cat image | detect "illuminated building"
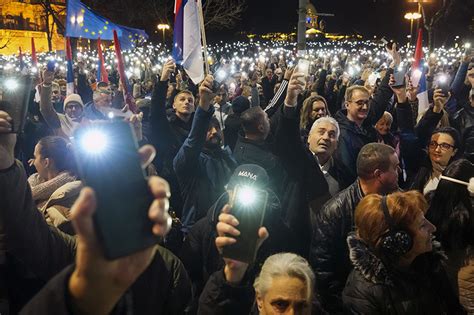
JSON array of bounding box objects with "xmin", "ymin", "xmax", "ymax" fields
[{"xmin": 0, "ymin": 0, "xmax": 66, "ymax": 55}]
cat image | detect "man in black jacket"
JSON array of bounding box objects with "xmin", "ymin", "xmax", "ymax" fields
[
  {"xmin": 261, "ymin": 68, "xmax": 277, "ymax": 106},
  {"xmin": 150, "ymin": 60, "xmax": 195, "ymax": 218},
  {"xmin": 233, "ymin": 106, "xmax": 287, "ymax": 197},
  {"xmin": 310, "ymin": 142, "xmax": 401, "ymax": 314}
]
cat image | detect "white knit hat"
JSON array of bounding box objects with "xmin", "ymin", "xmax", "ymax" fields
[{"xmin": 63, "ymin": 93, "xmax": 84, "ymax": 111}]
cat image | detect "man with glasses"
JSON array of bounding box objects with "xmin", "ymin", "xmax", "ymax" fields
[
  {"xmin": 334, "ymin": 84, "xmax": 393, "ymax": 183},
  {"xmin": 40, "ymin": 69, "xmax": 87, "ymax": 138}
]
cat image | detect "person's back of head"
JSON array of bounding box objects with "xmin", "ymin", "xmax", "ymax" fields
[
  {"xmin": 240, "ymin": 107, "xmax": 269, "ymax": 140},
  {"xmin": 356, "ymin": 143, "xmax": 399, "ymax": 194},
  {"xmin": 37, "ymin": 136, "xmax": 77, "ymax": 175},
  {"xmin": 355, "ymin": 191, "xmax": 432, "ymax": 262},
  {"xmin": 428, "ymin": 159, "xmax": 474, "ymax": 250}
]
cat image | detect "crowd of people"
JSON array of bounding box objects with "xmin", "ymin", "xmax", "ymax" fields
[{"xmin": 0, "ymin": 37, "xmax": 473, "ymax": 314}]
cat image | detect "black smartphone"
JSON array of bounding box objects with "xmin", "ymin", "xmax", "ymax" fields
[
  {"xmin": 437, "ymin": 75, "xmax": 450, "ymax": 96},
  {"xmin": 212, "ymin": 67, "xmax": 228, "ymax": 92},
  {"xmin": 222, "ymin": 185, "xmax": 268, "ymax": 264},
  {"xmin": 391, "ymin": 67, "xmax": 407, "ymax": 88},
  {"xmin": 72, "ymin": 121, "xmax": 159, "ymax": 260},
  {"xmin": 0, "ymin": 76, "xmax": 32, "ymax": 133}
]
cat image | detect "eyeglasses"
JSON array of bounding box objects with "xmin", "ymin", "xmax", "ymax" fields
[
  {"xmin": 350, "ymin": 99, "xmax": 370, "ymax": 106},
  {"xmin": 428, "ymin": 141, "xmax": 454, "ymax": 151}
]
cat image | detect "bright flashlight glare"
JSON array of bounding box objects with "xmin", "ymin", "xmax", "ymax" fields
[
  {"xmin": 5, "ymin": 78, "xmax": 19, "ymax": 91},
  {"xmin": 237, "ymin": 187, "xmax": 257, "ymax": 206},
  {"xmin": 80, "ymin": 130, "xmax": 108, "ymax": 154},
  {"xmin": 107, "ymin": 111, "xmax": 115, "ymax": 119},
  {"xmin": 438, "ymin": 74, "xmax": 448, "ymax": 84},
  {"xmin": 216, "ymin": 69, "xmax": 227, "ymax": 81},
  {"xmin": 465, "ymin": 43, "xmax": 472, "ymax": 49}
]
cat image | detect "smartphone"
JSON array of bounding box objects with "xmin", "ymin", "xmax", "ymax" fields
[
  {"xmin": 222, "ymin": 185, "xmax": 268, "ymax": 264},
  {"xmin": 73, "ymin": 121, "xmax": 159, "ymax": 260},
  {"xmin": 0, "ymin": 76, "xmax": 32, "ymax": 133},
  {"xmin": 437, "ymin": 75, "xmax": 450, "ymax": 96},
  {"xmin": 391, "ymin": 68, "xmax": 407, "ymax": 88},
  {"xmin": 296, "ymin": 59, "xmax": 310, "ymax": 84},
  {"xmin": 212, "ymin": 67, "xmax": 228, "ymax": 92}
]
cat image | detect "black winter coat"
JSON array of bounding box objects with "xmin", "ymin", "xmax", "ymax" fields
[
  {"xmin": 343, "ymin": 234, "xmax": 465, "ymax": 315},
  {"xmin": 309, "ymin": 180, "xmax": 364, "ymax": 314}
]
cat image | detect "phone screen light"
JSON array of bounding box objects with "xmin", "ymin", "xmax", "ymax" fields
[
  {"xmin": 237, "ymin": 186, "xmax": 257, "ymax": 207},
  {"xmin": 80, "ymin": 129, "xmax": 108, "ymax": 155},
  {"xmin": 4, "ymin": 78, "xmax": 19, "ymax": 91}
]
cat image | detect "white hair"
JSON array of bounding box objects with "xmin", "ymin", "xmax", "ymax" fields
[
  {"xmin": 309, "ymin": 116, "xmax": 340, "ymax": 140},
  {"xmin": 253, "ymin": 253, "xmax": 315, "ymax": 301}
]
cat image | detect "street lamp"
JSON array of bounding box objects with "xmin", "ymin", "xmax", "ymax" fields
[
  {"xmin": 404, "ymin": 12, "xmax": 422, "ymax": 47},
  {"xmin": 157, "ymin": 24, "xmax": 170, "ymax": 45}
]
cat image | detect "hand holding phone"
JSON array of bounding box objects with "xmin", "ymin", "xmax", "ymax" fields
[
  {"xmin": 0, "ymin": 76, "xmax": 32, "ymax": 133},
  {"xmin": 296, "ymin": 59, "xmax": 310, "ymax": 85},
  {"xmin": 436, "ymin": 74, "xmax": 450, "ymax": 96},
  {"xmin": 73, "ymin": 121, "xmax": 162, "ymax": 259},
  {"xmin": 221, "ymin": 185, "xmax": 269, "ymax": 264}
]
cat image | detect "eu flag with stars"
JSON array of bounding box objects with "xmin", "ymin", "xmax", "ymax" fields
[{"xmin": 66, "ymin": 0, "xmax": 148, "ymax": 50}]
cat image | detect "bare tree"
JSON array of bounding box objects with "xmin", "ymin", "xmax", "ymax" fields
[
  {"xmin": 0, "ymin": 38, "xmax": 12, "ymax": 50},
  {"xmin": 202, "ymin": 0, "xmax": 246, "ymax": 30},
  {"xmin": 421, "ymin": 0, "xmax": 456, "ymax": 51}
]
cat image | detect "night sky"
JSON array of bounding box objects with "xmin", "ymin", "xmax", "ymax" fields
[{"xmin": 220, "ymin": 0, "xmax": 472, "ymax": 43}]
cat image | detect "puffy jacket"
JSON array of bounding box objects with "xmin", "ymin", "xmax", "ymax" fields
[
  {"xmin": 343, "ymin": 234, "xmax": 465, "ymax": 315},
  {"xmin": 309, "ymin": 180, "xmax": 364, "ymax": 314},
  {"xmin": 39, "ymin": 180, "xmax": 82, "ymax": 235},
  {"xmin": 452, "ymin": 103, "xmax": 474, "ymax": 140}
]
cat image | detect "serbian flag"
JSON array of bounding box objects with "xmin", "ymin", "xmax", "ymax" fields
[
  {"xmin": 172, "ymin": 0, "xmax": 204, "ymax": 84},
  {"xmin": 31, "ymin": 38, "xmax": 38, "ymax": 68},
  {"xmin": 66, "ymin": 37, "xmax": 75, "ymax": 95},
  {"xmin": 410, "ymin": 28, "xmax": 429, "ymax": 121},
  {"xmin": 96, "ymin": 37, "xmax": 109, "ymax": 83},
  {"xmin": 113, "ymin": 30, "xmax": 137, "ymax": 113}
]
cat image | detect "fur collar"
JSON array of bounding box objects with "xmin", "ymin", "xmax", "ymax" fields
[
  {"xmin": 347, "ymin": 233, "xmax": 447, "ymax": 287},
  {"xmin": 347, "ymin": 234, "xmax": 394, "ymax": 286}
]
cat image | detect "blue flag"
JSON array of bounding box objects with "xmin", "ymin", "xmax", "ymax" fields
[{"xmin": 66, "ymin": 0, "xmax": 148, "ymax": 50}]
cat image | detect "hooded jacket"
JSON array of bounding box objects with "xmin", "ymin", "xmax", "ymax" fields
[
  {"xmin": 173, "ymin": 106, "xmax": 237, "ymax": 232},
  {"xmin": 343, "ymin": 234, "xmax": 465, "ymax": 314}
]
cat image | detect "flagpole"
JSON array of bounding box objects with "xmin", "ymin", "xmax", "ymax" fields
[{"xmin": 197, "ymin": 0, "xmax": 210, "ymax": 75}]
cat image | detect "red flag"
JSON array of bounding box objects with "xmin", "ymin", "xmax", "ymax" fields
[
  {"xmin": 31, "ymin": 38, "xmax": 38, "ymax": 67},
  {"xmin": 113, "ymin": 30, "xmax": 137, "ymax": 113},
  {"xmin": 97, "ymin": 37, "xmax": 109, "ymax": 84},
  {"xmin": 19, "ymin": 47, "xmax": 25, "ymax": 70},
  {"xmin": 412, "ymin": 28, "xmax": 423, "ymax": 70}
]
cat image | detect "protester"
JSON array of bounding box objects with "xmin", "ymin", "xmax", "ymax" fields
[
  {"xmin": 310, "ymin": 143, "xmax": 400, "ymax": 313},
  {"xmin": 333, "ymin": 44, "xmax": 397, "ymax": 183},
  {"xmin": 197, "ymin": 198, "xmax": 318, "ymax": 314},
  {"xmin": 299, "ymin": 95, "xmax": 330, "ymax": 144},
  {"xmin": 426, "ymin": 159, "xmax": 474, "ymax": 312},
  {"xmin": 180, "ymin": 164, "xmax": 292, "ymax": 313},
  {"xmin": 342, "ymin": 191, "xmax": 465, "ymax": 314},
  {"xmin": 26, "ymin": 136, "xmax": 81, "ymax": 231},
  {"xmin": 0, "ymin": 110, "xmax": 191, "ymax": 313},
  {"xmin": 173, "ymin": 74, "xmax": 237, "ymax": 232},
  {"xmin": 224, "ymin": 95, "xmax": 251, "ymax": 150}
]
